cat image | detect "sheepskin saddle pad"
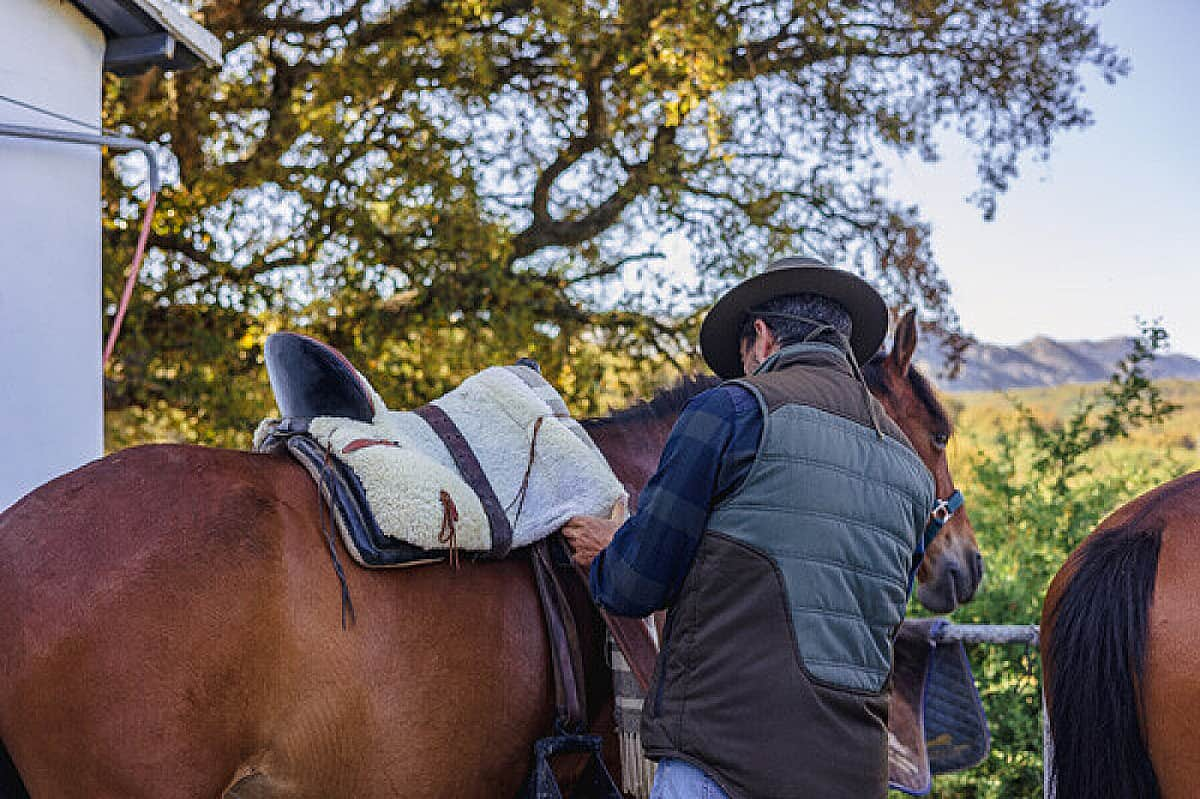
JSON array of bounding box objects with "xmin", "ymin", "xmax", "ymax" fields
[{"xmin": 254, "ymin": 332, "xmax": 626, "ymax": 568}]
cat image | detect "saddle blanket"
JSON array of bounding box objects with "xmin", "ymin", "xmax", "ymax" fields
[
  {"xmin": 888, "ymin": 617, "xmax": 991, "ymax": 795},
  {"xmin": 255, "ymin": 347, "xmax": 625, "ymax": 567}
]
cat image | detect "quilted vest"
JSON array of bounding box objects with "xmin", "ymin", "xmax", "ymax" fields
[{"xmin": 640, "ymin": 342, "xmax": 936, "ymax": 799}]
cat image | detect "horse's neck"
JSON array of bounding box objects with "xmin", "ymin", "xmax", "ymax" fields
[{"xmin": 588, "ymin": 415, "xmax": 677, "ymax": 511}]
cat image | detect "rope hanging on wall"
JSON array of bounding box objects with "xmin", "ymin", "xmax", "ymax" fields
[{"xmin": 102, "ymin": 190, "xmax": 157, "ymax": 365}]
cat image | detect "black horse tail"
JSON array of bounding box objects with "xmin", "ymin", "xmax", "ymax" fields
[
  {"xmin": 0, "ymin": 739, "xmax": 29, "ymax": 799},
  {"xmin": 1044, "ymin": 522, "xmax": 1163, "ymax": 799}
]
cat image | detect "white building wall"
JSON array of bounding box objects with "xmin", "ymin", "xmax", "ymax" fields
[{"xmin": 0, "ymin": 0, "xmax": 106, "ymax": 510}]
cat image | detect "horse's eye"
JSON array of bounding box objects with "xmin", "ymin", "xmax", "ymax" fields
[{"xmin": 931, "ymin": 432, "xmax": 950, "ymax": 451}]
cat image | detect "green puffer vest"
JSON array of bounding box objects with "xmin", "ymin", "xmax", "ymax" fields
[{"xmin": 640, "ymin": 342, "xmax": 935, "ymax": 799}]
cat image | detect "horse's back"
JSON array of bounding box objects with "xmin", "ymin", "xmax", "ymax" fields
[
  {"xmin": 1043, "ymin": 470, "xmax": 1200, "ymax": 799},
  {"xmin": 1137, "ymin": 473, "xmax": 1200, "ymax": 798},
  {"xmin": 0, "ymin": 444, "xmax": 551, "ymax": 798}
]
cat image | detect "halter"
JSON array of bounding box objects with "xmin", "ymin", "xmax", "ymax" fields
[{"xmin": 907, "ymin": 489, "xmax": 965, "ymax": 598}]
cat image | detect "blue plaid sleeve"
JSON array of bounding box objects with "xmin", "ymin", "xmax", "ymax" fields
[{"xmin": 589, "ymin": 383, "xmax": 762, "ymax": 617}]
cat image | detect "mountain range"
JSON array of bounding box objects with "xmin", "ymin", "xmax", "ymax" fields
[{"xmin": 915, "ymin": 336, "xmax": 1200, "ymax": 392}]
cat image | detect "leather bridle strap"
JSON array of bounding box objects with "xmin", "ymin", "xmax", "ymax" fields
[{"xmin": 413, "ymin": 403, "xmax": 514, "ymax": 558}]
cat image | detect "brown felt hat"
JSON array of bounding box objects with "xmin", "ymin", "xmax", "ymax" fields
[{"xmin": 699, "ymin": 256, "xmax": 888, "ymax": 379}]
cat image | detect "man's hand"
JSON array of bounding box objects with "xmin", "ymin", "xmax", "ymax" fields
[{"xmin": 561, "ymin": 514, "xmax": 622, "ymax": 569}]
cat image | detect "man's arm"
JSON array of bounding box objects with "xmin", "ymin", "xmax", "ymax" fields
[{"xmin": 563, "ymin": 384, "xmax": 760, "ymax": 618}]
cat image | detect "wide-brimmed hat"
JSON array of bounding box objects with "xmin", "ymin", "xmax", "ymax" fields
[{"xmin": 699, "ymin": 256, "xmax": 888, "ymax": 378}]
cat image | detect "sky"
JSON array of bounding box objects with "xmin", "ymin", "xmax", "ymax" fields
[
  {"xmin": 658, "ymin": 0, "xmax": 1200, "ymax": 357},
  {"xmin": 885, "ymin": 0, "xmax": 1200, "ymax": 357}
]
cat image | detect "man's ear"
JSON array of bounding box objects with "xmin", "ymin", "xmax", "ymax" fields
[
  {"xmin": 753, "ymin": 318, "xmax": 776, "ymax": 360},
  {"xmin": 890, "ymin": 309, "xmax": 919, "ymax": 376}
]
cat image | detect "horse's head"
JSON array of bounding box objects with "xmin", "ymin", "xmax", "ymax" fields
[{"xmin": 865, "ymin": 310, "xmax": 983, "ymax": 613}]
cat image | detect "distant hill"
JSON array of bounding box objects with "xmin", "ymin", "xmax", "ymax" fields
[{"xmin": 916, "ymin": 336, "xmax": 1200, "ymax": 392}]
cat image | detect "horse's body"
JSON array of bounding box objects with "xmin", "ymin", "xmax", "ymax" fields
[
  {"xmin": 1042, "ymin": 471, "xmax": 1200, "ymax": 799},
  {"xmin": 0, "ymin": 314, "xmax": 980, "ymax": 798},
  {"xmin": 0, "ymin": 445, "xmax": 584, "ymax": 798}
]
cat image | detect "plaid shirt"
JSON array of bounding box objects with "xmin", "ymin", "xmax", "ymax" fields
[{"xmin": 590, "ymin": 383, "xmax": 762, "ymax": 617}]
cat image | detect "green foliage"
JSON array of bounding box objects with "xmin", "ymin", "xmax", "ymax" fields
[
  {"xmin": 101, "ymin": 0, "xmax": 1125, "ymax": 443},
  {"xmin": 897, "ymin": 325, "xmax": 1190, "ymax": 798}
]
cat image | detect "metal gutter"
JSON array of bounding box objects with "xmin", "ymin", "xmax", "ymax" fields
[
  {"xmin": 67, "ymin": 0, "xmax": 221, "ymax": 74},
  {"xmin": 120, "ymin": 0, "xmax": 221, "ymax": 68}
]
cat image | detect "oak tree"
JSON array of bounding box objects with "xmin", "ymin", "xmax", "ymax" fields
[{"xmin": 101, "ymin": 0, "xmax": 1125, "ymax": 443}]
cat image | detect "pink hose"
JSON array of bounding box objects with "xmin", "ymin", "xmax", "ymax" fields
[{"xmin": 103, "ymin": 191, "xmax": 157, "ymax": 366}]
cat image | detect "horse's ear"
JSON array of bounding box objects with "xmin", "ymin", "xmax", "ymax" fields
[{"xmin": 890, "ymin": 309, "xmax": 919, "ymax": 376}]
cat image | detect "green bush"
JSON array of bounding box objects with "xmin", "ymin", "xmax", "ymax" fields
[{"xmin": 900, "ymin": 324, "xmax": 1189, "ymax": 798}]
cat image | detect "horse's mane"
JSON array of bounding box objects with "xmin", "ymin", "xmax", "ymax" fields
[
  {"xmin": 583, "ymin": 353, "xmax": 950, "ymax": 432},
  {"xmin": 582, "ymin": 373, "xmax": 721, "ymax": 429},
  {"xmin": 863, "ymin": 353, "xmax": 953, "ymax": 432}
]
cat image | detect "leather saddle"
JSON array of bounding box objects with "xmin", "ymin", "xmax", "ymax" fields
[
  {"xmin": 264, "ymin": 332, "xmax": 376, "ymax": 422},
  {"xmin": 888, "ymin": 618, "xmax": 991, "ymax": 795}
]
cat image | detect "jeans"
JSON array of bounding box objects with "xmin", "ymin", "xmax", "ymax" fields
[{"xmin": 650, "ymin": 758, "xmax": 731, "ymax": 799}]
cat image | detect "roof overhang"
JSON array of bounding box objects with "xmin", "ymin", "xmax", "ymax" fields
[{"xmin": 69, "ymin": 0, "xmax": 222, "ymax": 75}]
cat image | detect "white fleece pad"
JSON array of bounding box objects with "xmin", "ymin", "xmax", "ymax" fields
[
  {"xmin": 306, "ymin": 416, "xmax": 492, "ymax": 551},
  {"xmin": 294, "ymin": 365, "xmax": 625, "ymax": 553}
]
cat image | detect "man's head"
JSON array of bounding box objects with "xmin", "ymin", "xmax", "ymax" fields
[
  {"xmin": 699, "ymin": 257, "xmax": 887, "ymax": 380},
  {"xmin": 737, "ymin": 293, "xmax": 854, "ymax": 375}
]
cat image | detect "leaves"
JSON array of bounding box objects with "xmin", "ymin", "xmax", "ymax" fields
[{"xmin": 101, "ymin": 0, "xmax": 1123, "ymax": 444}]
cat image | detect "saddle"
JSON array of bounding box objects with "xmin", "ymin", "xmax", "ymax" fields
[
  {"xmin": 888, "ymin": 618, "xmax": 991, "ymax": 795},
  {"xmin": 255, "ymin": 333, "xmax": 626, "ymax": 568},
  {"xmin": 256, "ymin": 333, "xmax": 634, "ymax": 797}
]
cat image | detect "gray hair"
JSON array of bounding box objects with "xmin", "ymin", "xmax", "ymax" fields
[{"xmin": 738, "ymin": 293, "xmax": 852, "ymax": 348}]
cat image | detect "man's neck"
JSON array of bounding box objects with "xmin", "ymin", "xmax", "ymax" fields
[{"xmin": 753, "ymin": 341, "xmax": 846, "ymax": 375}]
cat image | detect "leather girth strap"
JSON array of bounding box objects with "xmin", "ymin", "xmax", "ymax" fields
[
  {"xmin": 413, "ymin": 403, "xmax": 514, "ymax": 558},
  {"xmin": 520, "ymin": 538, "xmax": 623, "ymax": 799},
  {"xmin": 529, "ymin": 537, "xmax": 588, "ymax": 730}
]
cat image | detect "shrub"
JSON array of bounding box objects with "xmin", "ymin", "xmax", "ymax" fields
[{"xmin": 903, "ymin": 323, "xmax": 1187, "ymax": 798}]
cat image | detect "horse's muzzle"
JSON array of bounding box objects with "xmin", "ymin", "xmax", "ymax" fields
[{"xmin": 917, "ymin": 551, "xmax": 984, "ymax": 614}]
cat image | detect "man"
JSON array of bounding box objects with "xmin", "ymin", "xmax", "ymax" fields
[{"xmin": 563, "ymin": 257, "xmax": 936, "ymax": 799}]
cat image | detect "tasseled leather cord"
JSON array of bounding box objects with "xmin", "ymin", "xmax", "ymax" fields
[
  {"xmin": 754, "ymin": 312, "xmax": 886, "ymax": 440},
  {"xmin": 438, "ymin": 489, "xmax": 461, "ymax": 570}
]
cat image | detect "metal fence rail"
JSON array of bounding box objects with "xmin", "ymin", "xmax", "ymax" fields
[{"xmin": 933, "ymin": 622, "xmax": 1039, "ymax": 648}]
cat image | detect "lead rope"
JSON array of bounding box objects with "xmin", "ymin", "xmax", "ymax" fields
[{"xmin": 843, "ymin": 342, "xmax": 885, "ymax": 440}]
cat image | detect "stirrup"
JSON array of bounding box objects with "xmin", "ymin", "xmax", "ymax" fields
[{"xmin": 518, "ymin": 729, "xmax": 623, "ymax": 799}]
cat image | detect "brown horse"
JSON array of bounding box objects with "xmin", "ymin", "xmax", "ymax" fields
[
  {"xmin": 1042, "ymin": 471, "xmax": 1200, "ymax": 799},
  {"xmin": 0, "ymin": 311, "xmax": 980, "ymax": 798}
]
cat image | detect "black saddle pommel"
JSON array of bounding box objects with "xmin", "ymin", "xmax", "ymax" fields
[
  {"xmin": 264, "ymin": 332, "xmax": 376, "ymax": 422},
  {"xmin": 515, "ymin": 357, "xmax": 541, "ymax": 374}
]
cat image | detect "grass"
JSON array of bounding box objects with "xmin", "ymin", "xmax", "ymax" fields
[{"xmin": 944, "ymin": 378, "xmax": 1200, "ymax": 477}]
